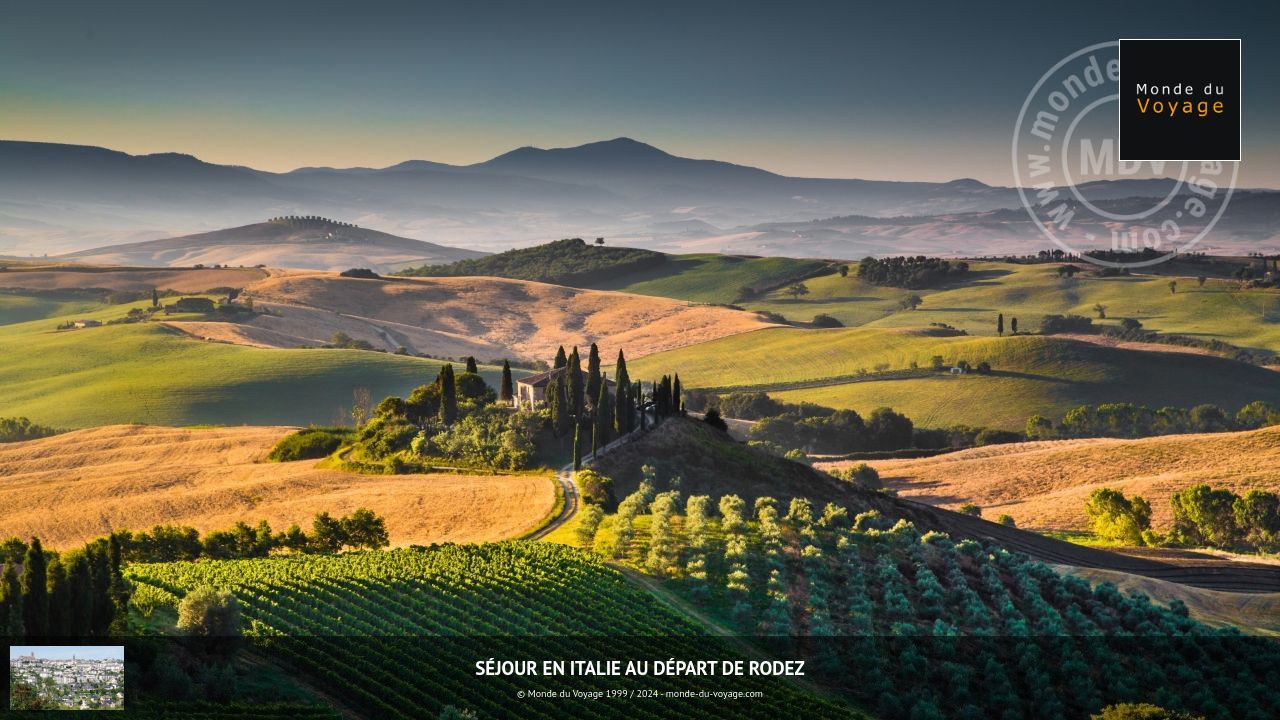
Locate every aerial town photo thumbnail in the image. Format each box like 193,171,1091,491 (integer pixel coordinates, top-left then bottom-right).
9,645,124,710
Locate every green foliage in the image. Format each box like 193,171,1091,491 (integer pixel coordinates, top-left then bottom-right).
1092,704,1205,720
267,427,354,462
326,331,374,350
857,256,969,289
398,237,666,285
1170,484,1240,549
575,469,615,508
177,585,241,636
0,416,59,442
127,544,857,719
1085,489,1152,545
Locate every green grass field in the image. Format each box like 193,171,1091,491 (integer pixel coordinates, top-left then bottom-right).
631,327,1280,429
741,262,1280,352
0,306,507,428
586,253,829,304
0,293,107,325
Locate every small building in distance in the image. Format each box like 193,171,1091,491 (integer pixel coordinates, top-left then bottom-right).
514,367,614,410
514,368,561,410
72,319,102,329
168,297,216,314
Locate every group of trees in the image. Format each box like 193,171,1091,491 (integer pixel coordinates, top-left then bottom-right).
856,256,970,289
684,391,1018,457
114,509,390,562
0,416,58,443
748,407,915,455
546,344,642,467
0,535,126,639
589,482,1280,720
1085,485,1280,551
995,313,1019,335
1026,401,1280,441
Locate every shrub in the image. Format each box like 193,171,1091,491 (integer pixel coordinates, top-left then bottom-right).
957,504,982,517
267,427,353,462
996,514,1017,527
702,408,729,432
575,470,615,508
811,313,844,328
177,586,241,636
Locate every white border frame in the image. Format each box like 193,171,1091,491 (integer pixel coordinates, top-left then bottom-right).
1118,37,1242,162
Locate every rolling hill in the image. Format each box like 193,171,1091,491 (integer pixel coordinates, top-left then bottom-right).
175,270,778,363
629,327,1280,429
0,306,497,427
59,218,485,272
819,425,1280,532
0,425,555,548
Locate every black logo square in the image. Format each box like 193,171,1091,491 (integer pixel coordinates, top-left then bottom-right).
1119,39,1240,161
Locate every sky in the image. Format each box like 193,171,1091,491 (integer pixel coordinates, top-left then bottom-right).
2,0,1278,186
10,646,124,661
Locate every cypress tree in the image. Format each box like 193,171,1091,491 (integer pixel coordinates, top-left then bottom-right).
638,382,648,431
66,552,91,637
586,343,602,409
438,364,457,425
21,537,48,637
567,347,585,419
88,545,113,637
151,287,159,308
633,381,642,432
997,313,1004,336
548,374,571,436
499,360,514,403
553,346,567,369
593,372,612,453
1,565,22,636
465,356,479,374
46,557,69,637
1011,317,1018,334
572,421,582,471
614,350,631,435
673,374,682,415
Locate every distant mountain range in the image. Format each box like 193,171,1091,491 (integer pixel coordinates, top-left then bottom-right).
59,218,486,272
1,138,1276,260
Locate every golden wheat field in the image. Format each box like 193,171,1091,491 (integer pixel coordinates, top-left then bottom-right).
0,425,556,549
817,426,1280,531
169,270,776,362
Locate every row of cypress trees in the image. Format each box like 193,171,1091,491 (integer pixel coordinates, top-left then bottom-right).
0,535,127,639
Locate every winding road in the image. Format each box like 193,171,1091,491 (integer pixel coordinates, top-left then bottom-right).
526,465,578,540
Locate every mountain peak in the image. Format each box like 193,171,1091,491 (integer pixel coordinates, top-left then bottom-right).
479,137,672,167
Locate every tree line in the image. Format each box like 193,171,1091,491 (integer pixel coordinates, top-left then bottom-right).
1027,400,1280,440
116,509,390,563
0,535,126,639
1086,485,1280,551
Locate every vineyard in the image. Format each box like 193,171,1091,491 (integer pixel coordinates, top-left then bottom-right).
125,543,863,719
583,480,1280,720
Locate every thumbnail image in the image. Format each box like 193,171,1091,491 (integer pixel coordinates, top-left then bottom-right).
9,646,124,711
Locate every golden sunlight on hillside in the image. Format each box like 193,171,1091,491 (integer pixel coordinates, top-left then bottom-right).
818,426,1280,531
0,425,555,549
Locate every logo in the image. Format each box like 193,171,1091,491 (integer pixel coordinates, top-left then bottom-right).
1012,41,1238,268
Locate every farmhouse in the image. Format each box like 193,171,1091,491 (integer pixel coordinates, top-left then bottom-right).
168,297,216,313
72,319,101,328
514,367,615,410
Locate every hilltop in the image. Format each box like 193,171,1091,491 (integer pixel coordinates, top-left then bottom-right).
398,236,666,284
58,217,486,272
822,424,1280,531
0,425,555,548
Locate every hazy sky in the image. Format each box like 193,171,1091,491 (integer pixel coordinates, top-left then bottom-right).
2,0,1277,185
10,646,124,661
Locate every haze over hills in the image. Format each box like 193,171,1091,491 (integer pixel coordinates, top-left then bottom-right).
59,217,486,272
5,137,1276,259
